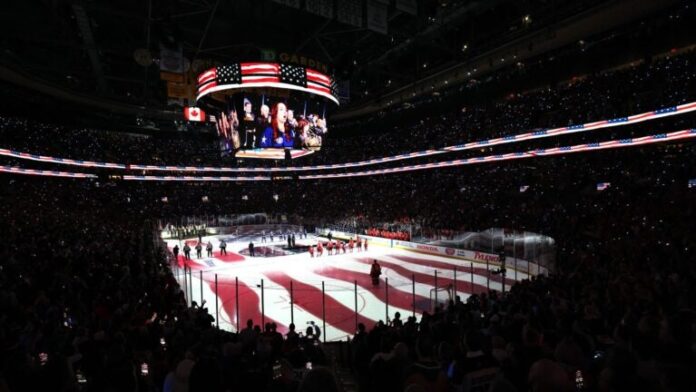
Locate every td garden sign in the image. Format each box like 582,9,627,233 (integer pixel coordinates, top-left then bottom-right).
261,49,330,74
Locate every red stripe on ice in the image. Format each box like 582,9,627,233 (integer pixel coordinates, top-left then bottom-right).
390,255,517,287
313,267,431,314
214,251,245,262
355,257,489,295
209,277,286,333
264,271,378,335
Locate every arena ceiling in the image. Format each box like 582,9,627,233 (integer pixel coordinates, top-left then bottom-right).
0,0,682,125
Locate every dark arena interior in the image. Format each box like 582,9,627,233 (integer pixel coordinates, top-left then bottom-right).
2,1,696,391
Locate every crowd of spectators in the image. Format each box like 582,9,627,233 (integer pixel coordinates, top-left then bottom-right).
0,182,341,392
1,159,695,391
351,247,696,391
365,228,410,242
0,29,695,392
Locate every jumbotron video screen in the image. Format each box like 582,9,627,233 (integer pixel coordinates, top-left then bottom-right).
196,62,338,159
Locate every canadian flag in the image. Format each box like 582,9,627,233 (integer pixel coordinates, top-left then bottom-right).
184,107,206,122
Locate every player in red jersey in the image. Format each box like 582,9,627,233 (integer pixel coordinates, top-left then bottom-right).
357,238,363,252
364,238,368,251
317,242,323,256
327,241,333,255
349,239,354,252
309,245,315,258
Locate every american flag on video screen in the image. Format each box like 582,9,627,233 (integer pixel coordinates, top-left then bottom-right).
198,62,335,98
241,62,280,84
198,65,241,95
280,63,307,87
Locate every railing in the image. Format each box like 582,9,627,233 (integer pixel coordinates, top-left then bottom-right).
170,251,547,342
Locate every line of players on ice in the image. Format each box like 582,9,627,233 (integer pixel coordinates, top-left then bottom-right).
308,236,368,257
173,240,227,260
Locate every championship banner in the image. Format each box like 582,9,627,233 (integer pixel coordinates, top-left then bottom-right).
396,0,418,15
367,0,388,34
272,0,300,8
159,43,184,73
305,0,334,19
167,82,190,99
337,0,363,27
160,71,185,83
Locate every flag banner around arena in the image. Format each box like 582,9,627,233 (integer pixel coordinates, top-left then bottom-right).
295,129,696,179
1,101,696,172
3,129,695,184
235,149,315,160
196,62,339,104
0,165,97,178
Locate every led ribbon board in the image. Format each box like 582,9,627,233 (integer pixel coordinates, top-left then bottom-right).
197,63,339,105
3,130,695,181
0,165,97,178
1,102,695,172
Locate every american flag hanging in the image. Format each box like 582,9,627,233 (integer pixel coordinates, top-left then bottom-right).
197,62,338,104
